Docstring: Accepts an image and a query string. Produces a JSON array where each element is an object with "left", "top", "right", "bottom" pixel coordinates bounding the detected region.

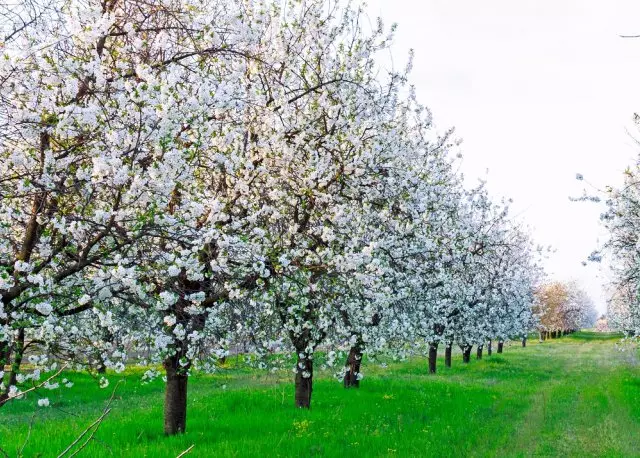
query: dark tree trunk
[
  {"left": 428, "top": 342, "right": 438, "bottom": 374},
  {"left": 95, "top": 330, "right": 114, "bottom": 374},
  {"left": 462, "top": 346, "right": 472, "bottom": 363},
  {"left": 476, "top": 345, "right": 483, "bottom": 360},
  {"left": 295, "top": 354, "right": 313, "bottom": 408},
  {"left": 343, "top": 344, "right": 363, "bottom": 388},
  {"left": 0, "top": 339, "right": 7, "bottom": 369},
  {"left": 497, "top": 341, "right": 504, "bottom": 353},
  {"left": 522, "top": 337, "right": 527, "bottom": 347},
  {"left": 487, "top": 340, "right": 492, "bottom": 356},
  {"left": 7, "top": 329, "right": 25, "bottom": 389},
  {"left": 444, "top": 344, "right": 452, "bottom": 368},
  {"left": 0, "top": 338, "right": 11, "bottom": 406},
  {"left": 163, "top": 355, "right": 189, "bottom": 435}
]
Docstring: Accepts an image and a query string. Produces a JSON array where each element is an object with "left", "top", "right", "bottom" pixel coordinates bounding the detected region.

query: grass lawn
[{"left": 1, "top": 332, "right": 639, "bottom": 457}]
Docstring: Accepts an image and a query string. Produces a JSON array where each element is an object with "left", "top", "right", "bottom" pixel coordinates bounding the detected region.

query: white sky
[{"left": 366, "top": 0, "right": 640, "bottom": 314}]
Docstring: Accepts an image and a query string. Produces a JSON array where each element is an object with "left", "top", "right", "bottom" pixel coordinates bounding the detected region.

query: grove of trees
[
  {"left": 0, "top": 0, "right": 546, "bottom": 436},
  {"left": 533, "top": 281, "right": 597, "bottom": 339}
]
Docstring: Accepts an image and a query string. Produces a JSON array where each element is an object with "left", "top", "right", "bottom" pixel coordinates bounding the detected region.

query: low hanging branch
[{"left": 0, "top": 364, "right": 67, "bottom": 408}]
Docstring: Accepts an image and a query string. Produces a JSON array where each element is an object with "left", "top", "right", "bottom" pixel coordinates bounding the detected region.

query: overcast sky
[{"left": 364, "top": 0, "right": 640, "bottom": 314}]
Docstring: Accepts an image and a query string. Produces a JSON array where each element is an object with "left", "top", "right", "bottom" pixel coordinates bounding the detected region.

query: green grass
[{"left": 1, "top": 332, "right": 639, "bottom": 457}]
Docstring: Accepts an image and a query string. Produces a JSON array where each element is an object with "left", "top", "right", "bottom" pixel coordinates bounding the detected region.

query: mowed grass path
[{"left": 1, "top": 332, "right": 639, "bottom": 457}]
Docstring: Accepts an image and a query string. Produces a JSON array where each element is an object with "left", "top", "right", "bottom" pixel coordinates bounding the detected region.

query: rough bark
[
  {"left": 0, "top": 339, "right": 8, "bottom": 370},
  {"left": 0, "top": 339, "right": 11, "bottom": 406},
  {"left": 444, "top": 344, "right": 452, "bottom": 368},
  {"left": 487, "top": 340, "right": 492, "bottom": 356},
  {"left": 522, "top": 337, "right": 527, "bottom": 347},
  {"left": 7, "top": 329, "right": 25, "bottom": 389},
  {"left": 462, "top": 346, "right": 472, "bottom": 363},
  {"left": 428, "top": 342, "right": 438, "bottom": 374},
  {"left": 0, "top": 328, "right": 25, "bottom": 406},
  {"left": 476, "top": 344, "right": 483, "bottom": 360},
  {"left": 295, "top": 354, "right": 313, "bottom": 408},
  {"left": 163, "top": 355, "right": 189, "bottom": 435},
  {"left": 497, "top": 341, "right": 504, "bottom": 353},
  {"left": 343, "top": 344, "right": 363, "bottom": 388}
]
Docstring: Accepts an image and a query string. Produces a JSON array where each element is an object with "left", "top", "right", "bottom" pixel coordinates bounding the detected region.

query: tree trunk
[
  {"left": 497, "top": 341, "right": 504, "bottom": 353},
  {"left": 163, "top": 355, "right": 189, "bottom": 435},
  {"left": 0, "top": 328, "right": 26, "bottom": 406},
  {"left": 476, "top": 345, "right": 483, "bottom": 360},
  {"left": 428, "top": 342, "right": 438, "bottom": 374},
  {"left": 487, "top": 340, "right": 492, "bottom": 356},
  {"left": 295, "top": 354, "right": 313, "bottom": 408},
  {"left": 0, "top": 338, "right": 11, "bottom": 406},
  {"left": 343, "top": 344, "right": 362, "bottom": 388},
  {"left": 522, "top": 337, "right": 527, "bottom": 347},
  {"left": 444, "top": 344, "right": 452, "bottom": 368},
  {"left": 0, "top": 339, "right": 7, "bottom": 370},
  {"left": 462, "top": 346, "right": 472, "bottom": 363},
  {"left": 7, "top": 329, "right": 25, "bottom": 390}
]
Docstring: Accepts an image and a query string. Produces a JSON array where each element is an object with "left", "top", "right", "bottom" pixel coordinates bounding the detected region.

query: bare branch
[
  {"left": 57, "top": 380, "right": 122, "bottom": 458},
  {"left": 176, "top": 445, "right": 195, "bottom": 458}
]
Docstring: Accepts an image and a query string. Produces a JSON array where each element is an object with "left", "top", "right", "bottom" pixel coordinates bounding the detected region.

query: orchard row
[{"left": 2, "top": 0, "right": 545, "bottom": 435}]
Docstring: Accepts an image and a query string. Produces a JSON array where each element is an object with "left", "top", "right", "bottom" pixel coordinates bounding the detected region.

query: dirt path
[{"left": 502, "top": 335, "right": 640, "bottom": 457}]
